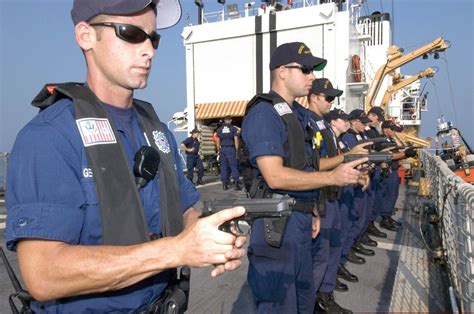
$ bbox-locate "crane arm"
[365,37,449,111]
[379,67,436,110]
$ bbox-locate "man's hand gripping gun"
[344,152,392,168]
[200,197,295,238]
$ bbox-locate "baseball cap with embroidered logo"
[270,42,327,71]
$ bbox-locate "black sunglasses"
[90,22,161,49]
[318,94,336,103]
[284,65,314,75]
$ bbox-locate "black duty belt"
[221,145,234,147]
[293,200,315,214]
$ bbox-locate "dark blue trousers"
[219,147,240,184]
[248,212,315,313]
[313,200,342,293]
[339,186,357,264]
[362,169,380,234]
[379,168,400,217]
[351,189,368,242]
[369,169,384,222]
[185,154,204,181]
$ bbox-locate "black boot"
[334,278,348,292]
[361,233,378,247]
[387,216,402,227]
[222,182,229,190]
[352,242,375,256]
[234,181,242,191]
[315,292,352,314]
[367,222,387,238]
[196,178,204,185]
[347,250,365,265]
[337,264,358,282]
[380,217,398,231]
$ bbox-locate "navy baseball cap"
[190,128,201,134]
[309,78,343,97]
[348,109,371,124]
[71,0,182,29]
[381,120,393,129]
[270,42,327,71]
[367,106,386,121]
[391,124,404,132]
[324,109,350,123]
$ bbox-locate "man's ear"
[75,21,95,51]
[276,66,287,80]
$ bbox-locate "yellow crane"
[364,37,449,112]
[379,67,437,110]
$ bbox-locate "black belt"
[221,145,234,147]
[293,200,315,214]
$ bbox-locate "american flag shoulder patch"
[76,118,117,147]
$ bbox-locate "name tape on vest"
[76,118,117,147]
[273,102,293,116]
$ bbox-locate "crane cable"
[441,51,460,128]
[391,0,395,43]
[428,77,444,119]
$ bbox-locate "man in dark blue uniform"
[364,106,390,238]
[181,128,204,185]
[216,116,242,190]
[243,44,367,313]
[305,80,370,313]
[342,109,379,249]
[5,1,247,312]
[378,121,416,230]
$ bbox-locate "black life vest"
[31,82,183,245]
[347,128,365,142]
[366,126,382,138]
[315,116,342,201]
[245,93,307,170]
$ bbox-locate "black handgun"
[200,197,295,236]
[358,137,394,152]
[343,152,392,164]
[358,137,391,144]
[377,141,397,150]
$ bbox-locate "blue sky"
[0,0,472,152]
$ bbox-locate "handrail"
[420,151,474,312]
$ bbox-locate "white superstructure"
[173,0,423,156]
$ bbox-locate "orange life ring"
[352,55,362,82]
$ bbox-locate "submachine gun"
[201,197,295,246]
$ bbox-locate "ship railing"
[201,0,361,24]
[420,150,474,313]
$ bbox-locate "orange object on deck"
[454,167,474,184]
[398,166,406,185]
